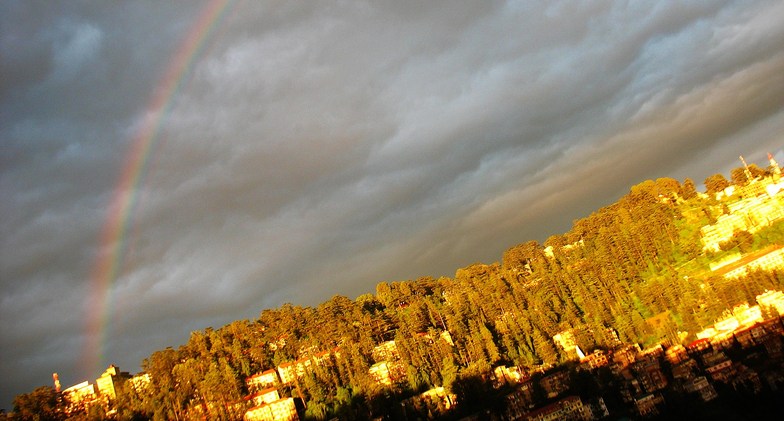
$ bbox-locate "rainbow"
[84,0,234,375]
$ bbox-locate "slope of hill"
[13,164,784,420]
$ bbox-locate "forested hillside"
[16,166,784,420]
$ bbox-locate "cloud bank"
[2,0,783,408]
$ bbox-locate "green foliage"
[12,386,65,421]
[705,173,730,194]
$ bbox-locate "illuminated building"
[62,381,97,414]
[757,290,784,316]
[247,369,279,392]
[368,361,405,386]
[95,365,130,401]
[244,397,299,421]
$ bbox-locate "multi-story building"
[700,214,748,252]
[632,358,668,393]
[633,393,664,417]
[523,395,592,421]
[702,352,734,382]
[671,359,698,382]
[244,397,299,421]
[62,381,97,414]
[664,345,688,365]
[757,290,784,316]
[247,369,279,392]
[371,340,399,363]
[368,361,405,386]
[493,364,527,386]
[700,180,784,252]
[248,388,280,407]
[95,365,130,401]
[277,362,297,385]
[720,246,784,279]
[128,372,151,393]
[685,376,718,402]
[579,350,609,371]
[276,358,313,385]
[500,381,537,418]
[539,370,570,399]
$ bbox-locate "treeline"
[15,166,784,420]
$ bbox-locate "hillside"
[13,162,784,420]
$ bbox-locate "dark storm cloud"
[2,0,784,408]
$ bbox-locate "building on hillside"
[247,369,279,392]
[62,381,97,414]
[664,345,688,365]
[368,361,405,386]
[312,350,332,366]
[493,365,527,387]
[696,327,720,340]
[700,185,784,252]
[277,362,297,385]
[95,365,130,401]
[609,345,640,374]
[715,245,784,279]
[277,354,327,385]
[632,358,668,393]
[128,373,151,393]
[401,386,457,418]
[539,370,570,399]
[700,214,748,252]
[634,393,664,417]
[685,376,718,402]
[552,330,577,357]
[671,359,699,382]
[714,314,740,332]
[248,388,280,407]
[500,382,536,419]
[736,305,763,326]
[244,397,299,421]
[757,290,784,316]
[710,331,736,350]
[523,395,593,421]
[733,326,756,348]
[371,340,399,363]
[579,350,609,371]
[702,352,734,383]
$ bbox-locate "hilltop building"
[95,364,130,401]
[57,364,131,415]
[62,381,97,414]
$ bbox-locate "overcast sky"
[2,0,783,408]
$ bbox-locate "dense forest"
[13,164,784,420]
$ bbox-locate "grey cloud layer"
[2,0,784,408]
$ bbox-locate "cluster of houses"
[48,154,784,420]
[700,154,784,253]
[479,302,784,420]
[241,337,456,420]
[243,369,299,421]
[54,365,149,417]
